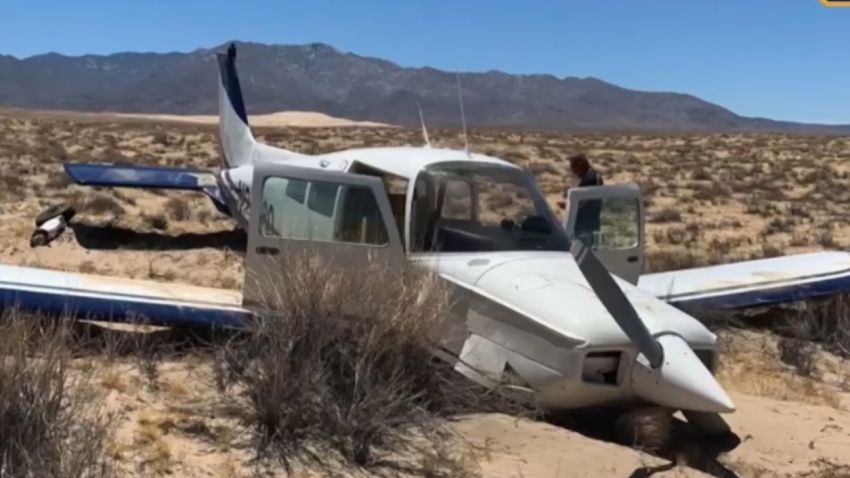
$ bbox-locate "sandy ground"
[1,108,850,476]
[83,336,850,477]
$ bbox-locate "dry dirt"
[2,108,850,477]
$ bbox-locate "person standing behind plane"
[558,153,604,247]
[569,153,603,188]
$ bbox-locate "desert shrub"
[84,193,125,216]
[817,230,837,249]
[707,237,738,256]
[152,131,169,146]
[778,336,817,377]
[789,203,812,220]
[760,242,786,258]
[164,197,191,221]
[215,253,532,475]
[764,217,795,235]
[645,250,702,272]
[690,167,712,181]
[781,294,850,360]
[0,312,113,477]
[644,248,733,273]
[45,170,72,189]
[790,231,810,247]
[691,182,727,202]
[650,207,682,224]
[0,172,25,198]
[143,213,168,230]
[664,227,688,245]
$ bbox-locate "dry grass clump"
[81,193,126,216]
[716,337,842,409]
[645,249,720,272]
[0,312,114,478]
[650,207,682,224]
[777,294,850,378]
[164,197,191,222]
[713,312,847,410]
[215,253,532,475]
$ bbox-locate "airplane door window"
[576,197,639,250]
[261,176,389,246]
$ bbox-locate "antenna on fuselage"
[417,101,432,148]
[455,73,470,157]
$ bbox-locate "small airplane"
[8,43,850,438]
[6,43,738,437]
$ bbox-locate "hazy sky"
[3,0,849,123]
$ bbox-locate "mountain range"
[1,41,847,134]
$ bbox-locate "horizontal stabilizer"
[64,163,218,190]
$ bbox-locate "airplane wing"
[638,251,850,311]
[63,163,230,215]
[0,264,248,328]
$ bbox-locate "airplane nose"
[630,334,735,413]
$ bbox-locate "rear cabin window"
[260,176,389,246]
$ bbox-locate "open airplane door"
[243,163,404,308]
[563,183,644,284]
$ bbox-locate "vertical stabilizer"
[216,43,256,167]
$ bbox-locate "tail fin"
[216,43,256,168]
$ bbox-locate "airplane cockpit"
[409,161,570,253]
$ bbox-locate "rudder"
[216,43,256,168]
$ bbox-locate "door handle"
[627,256,639,263]
[256,246,280,256]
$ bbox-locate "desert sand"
[112,110,394,128]
[1,108,849,477]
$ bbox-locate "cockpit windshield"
[410,161,569,253]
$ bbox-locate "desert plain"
[1,107,850,477]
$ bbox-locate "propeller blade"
[570,239,664,368]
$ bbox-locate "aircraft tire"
[614,406,673,452]
[29,230,49,248]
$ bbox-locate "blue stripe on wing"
[63,163,218,190]
[668,272,850,311]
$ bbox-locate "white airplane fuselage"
[208,144,731,414]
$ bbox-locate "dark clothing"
[573,168,604,247]
[578,168,604,188]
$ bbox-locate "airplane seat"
[520,215,554,234]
